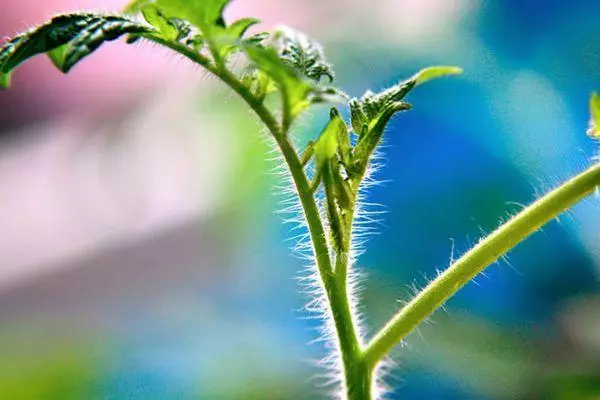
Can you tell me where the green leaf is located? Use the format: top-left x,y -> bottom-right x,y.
350,65 -> 462,135
314,111 -> 341,166
350,66 -> 460,171
47,45 -> 68,70
125,0 -> 229,32
227,18 -> 260,41
0,13 -> 153,79
244,44 -> 312,127
412,66 -> 463,86
140,5 -> 178,40
588,92 -> 600,139
59,16 -> 153,73
0,13 -> 97,73
0,72 -> 10,89
274,26 -> 335,84
125,0 -> 258,60
350,80 -> 414,136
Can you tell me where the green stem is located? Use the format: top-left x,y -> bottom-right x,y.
329,254 -> 373,399
364,163 -> 600,367
155,39 -> 371,397
215,67 -> 368,400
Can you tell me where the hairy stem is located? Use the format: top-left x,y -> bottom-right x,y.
364,163 -> 600,367
201,61 -> 368,398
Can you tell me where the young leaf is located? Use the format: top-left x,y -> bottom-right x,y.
313,109 -> 353,251
350,65 -> 462,135
350,66 -> 460,171
412,66 -> 463,86
314,111 -> 341,167
244,44 -> 312,129
274,26 -> 334,84
217,17 -> 260,57
125,0 -> 228,32
125,0 -> 259,61
140,5 -> 178,40
588,92 -> 600,139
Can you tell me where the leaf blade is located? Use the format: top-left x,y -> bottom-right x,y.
0,13 -> 153,81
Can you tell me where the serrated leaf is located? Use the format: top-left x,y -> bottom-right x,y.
588,92 -> 600,139
350,80 -> 414,136
412,65 -> 463,86
0,13 -> 153,79
274,26 -> 334,84
59,16 -> 153,73
0,13 -> 98,73
350,66 -> 460,172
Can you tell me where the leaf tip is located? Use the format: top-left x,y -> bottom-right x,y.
47,46 -> 68,73
412,66 -> 463,86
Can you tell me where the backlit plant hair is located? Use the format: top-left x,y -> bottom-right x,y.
2,2 -> 599,399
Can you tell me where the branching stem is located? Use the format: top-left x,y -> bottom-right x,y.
364,163 -> 600,367
145,36 -> 600,400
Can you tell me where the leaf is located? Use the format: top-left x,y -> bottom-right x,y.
0,72 -> 10,89
588,92 -> 600,139
227,18 -> 260,41
274,26 -> 335,84
314,110 -> 341,166
55,16 -> 154,73
350,66 -> 460,170
0,13 -> 98,73
140,5 -> 178,40
216,17 -> 260,58
125,0 -> 229,32
125,0 -> 258,60
350,81 -> 414,136
0,13 -> 153,83
47,45 -> 68,70
242,32 -> 269,47
243,28 -> 346,129
244,44 -> 312,127
330,108 -> 351,167
412,66 -> 463,86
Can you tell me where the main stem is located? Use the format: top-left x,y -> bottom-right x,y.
213,67 -> 368,399
364,162 -> 600,367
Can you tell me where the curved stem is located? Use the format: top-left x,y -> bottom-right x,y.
364,163 -> 600,367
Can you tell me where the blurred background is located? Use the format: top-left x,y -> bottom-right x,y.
1,0 -> 599,399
